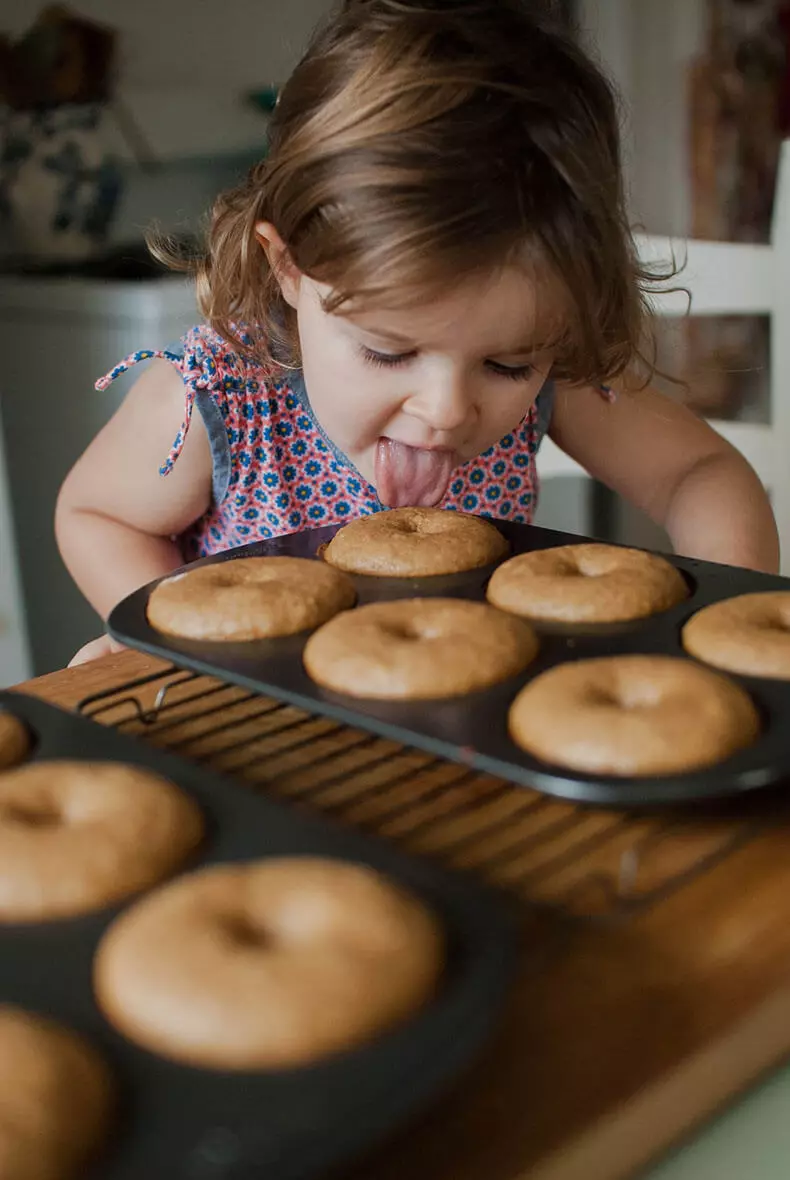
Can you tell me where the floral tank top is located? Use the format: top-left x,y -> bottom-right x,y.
98,323 -> 565,561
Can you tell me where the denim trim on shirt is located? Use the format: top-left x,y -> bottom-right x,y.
164,339 -> 231,506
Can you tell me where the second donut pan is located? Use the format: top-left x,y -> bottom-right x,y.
0,690 -> 518,1180
109,520 -> 790,807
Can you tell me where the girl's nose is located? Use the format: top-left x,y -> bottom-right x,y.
406,372 -> 472,434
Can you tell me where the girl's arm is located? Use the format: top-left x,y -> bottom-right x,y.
548,380 -> 780,574
56,359 -> 213,620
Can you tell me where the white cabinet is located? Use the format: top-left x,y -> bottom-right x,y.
0,273 -> 198,676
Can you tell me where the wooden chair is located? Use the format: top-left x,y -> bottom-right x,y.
538,139 -> 790,573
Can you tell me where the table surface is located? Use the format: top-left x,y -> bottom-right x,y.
15,649 -> 790,1180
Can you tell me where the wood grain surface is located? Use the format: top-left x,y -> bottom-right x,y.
15,650 -> 790,1180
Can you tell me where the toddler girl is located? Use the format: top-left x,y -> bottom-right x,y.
57,0 -> 779,664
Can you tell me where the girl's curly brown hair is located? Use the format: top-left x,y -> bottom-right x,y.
154,0 -> 666,387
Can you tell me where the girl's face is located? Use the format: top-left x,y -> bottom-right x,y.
279,254 -> 555,505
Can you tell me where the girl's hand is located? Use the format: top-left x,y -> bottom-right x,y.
68,634 -> 126,667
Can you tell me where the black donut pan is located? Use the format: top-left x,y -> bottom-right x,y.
0,690 -> 518,1180
109,519 -> 790,807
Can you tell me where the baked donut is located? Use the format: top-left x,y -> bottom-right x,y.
94,858 -> 444,1070
0,712 -> 30,771
323,507 -> 508,577
147,557 -> 356,642
0,761 -> 204,922
509,655 -> 759,776
683,592 -> 790,679
0,1005 -> 113,1180
304,598 -> 538,699
487,543 -> 688,623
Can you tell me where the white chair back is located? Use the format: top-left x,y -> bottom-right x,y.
539,139 -> 790,572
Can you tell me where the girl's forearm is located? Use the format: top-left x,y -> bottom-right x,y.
663,451 -> 780,574
56,506 -> 184,620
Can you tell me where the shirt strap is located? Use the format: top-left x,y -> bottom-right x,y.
96,348 -> 193,476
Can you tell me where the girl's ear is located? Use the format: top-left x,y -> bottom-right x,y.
255,221 -> 301,308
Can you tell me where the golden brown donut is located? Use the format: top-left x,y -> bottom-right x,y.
304,598 -> 538,699
0,712 -> 30,771
0,1005 -> 113,1180
509,655 -> 759,776
0,761 -> 204,922
683,592 -> 790,679
487,543 -> 688,623
323,507 -> 508,577
147,556 -> 356,641
94,858 -> 444,1070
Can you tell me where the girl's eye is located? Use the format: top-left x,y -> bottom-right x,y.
358,347 -> 533,380
486,360 -> 534,381
358,346 -> 414,369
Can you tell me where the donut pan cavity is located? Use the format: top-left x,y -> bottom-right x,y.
109,520 -> 790,807
0,690 -> 518,1180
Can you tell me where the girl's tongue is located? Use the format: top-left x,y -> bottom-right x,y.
374,438 -> 458,508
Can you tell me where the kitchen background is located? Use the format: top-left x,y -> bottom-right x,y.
0,0 -> 787,681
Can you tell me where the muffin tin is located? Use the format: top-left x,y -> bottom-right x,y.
109,520 -> 790,807
0,690 -> 518,1180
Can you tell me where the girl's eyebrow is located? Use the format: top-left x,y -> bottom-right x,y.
350,323 -> 415,345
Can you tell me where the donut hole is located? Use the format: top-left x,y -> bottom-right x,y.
587,687 -> 621,709
573,557 -> 638,581
762,611 -> 790,634
540,557 -> 584,579
3,804 -> 60,829
220,914 -> 269,950
207,570 -> 245,590
391,519 -> 421,535
390,515 -> 450,538
587,681 -> 662,712
381,621 -> 424,642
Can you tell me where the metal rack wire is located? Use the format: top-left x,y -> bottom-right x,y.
77,665 -> 766,923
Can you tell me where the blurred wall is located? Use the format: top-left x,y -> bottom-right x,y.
3,1 -> 335,159
577,0 -> 706,237
3,1 -> 334,88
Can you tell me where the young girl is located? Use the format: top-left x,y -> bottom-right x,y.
58,0 -> 779,665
